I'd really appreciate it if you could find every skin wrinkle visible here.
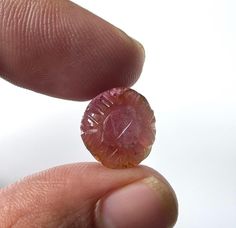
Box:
[0,0,13,73]
[0,167,76,226]
[18,2,39,74]
[12,199,94,227]
[0,164,96,226]
[0,183,48,226]
[2,186,63,227]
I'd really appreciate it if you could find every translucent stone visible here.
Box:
[80,87,156,169]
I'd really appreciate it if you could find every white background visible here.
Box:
[0,0,236,227]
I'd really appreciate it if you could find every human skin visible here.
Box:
[0,0,178,227]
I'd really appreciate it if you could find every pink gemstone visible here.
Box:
[80,87,156,169]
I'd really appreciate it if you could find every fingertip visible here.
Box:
[69,28,146,100]
[0,0,145,100]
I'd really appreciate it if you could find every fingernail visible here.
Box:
[96,176,178,228]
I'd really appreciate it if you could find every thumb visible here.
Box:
[0,163,178,228]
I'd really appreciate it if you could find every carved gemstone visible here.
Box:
[80,87,156,169]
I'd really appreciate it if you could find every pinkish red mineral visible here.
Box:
[80,87,156,169]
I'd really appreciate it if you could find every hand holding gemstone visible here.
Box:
[81,87,156,168]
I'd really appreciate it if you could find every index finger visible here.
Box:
[0,0,144,100]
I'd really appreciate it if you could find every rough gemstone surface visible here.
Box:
[80,87,156,169]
